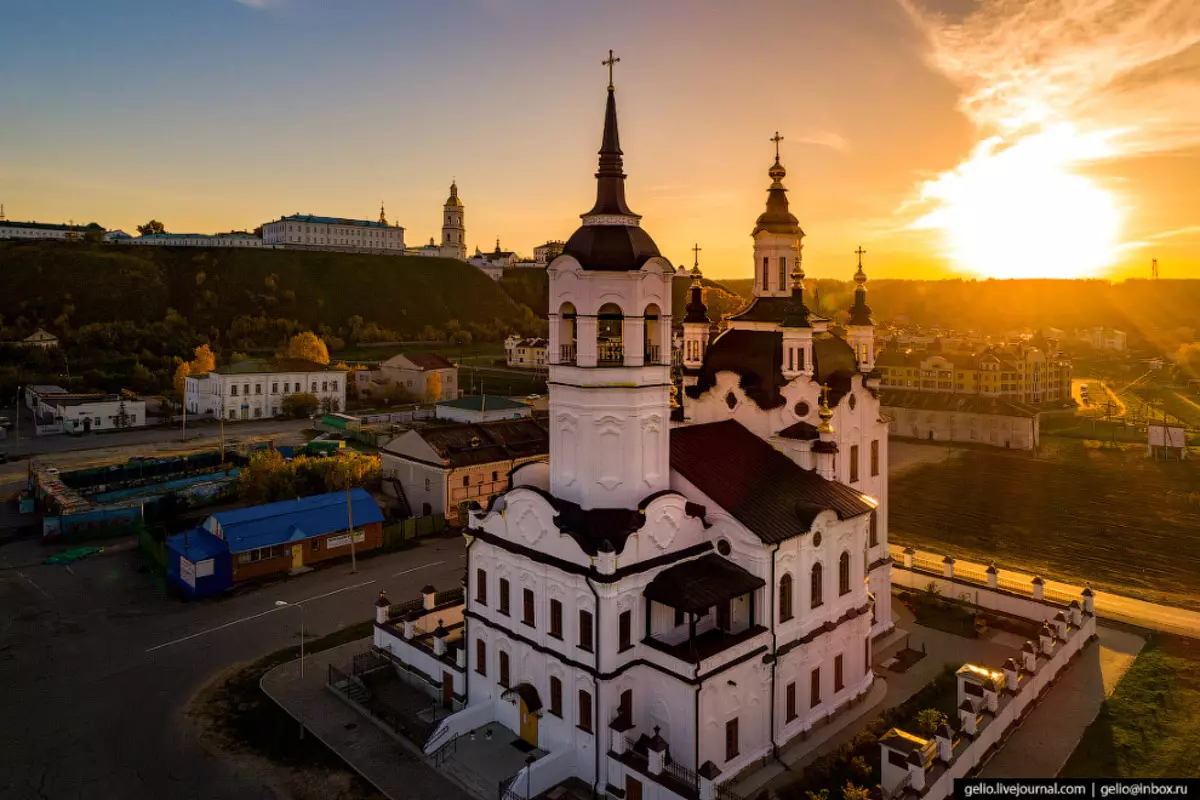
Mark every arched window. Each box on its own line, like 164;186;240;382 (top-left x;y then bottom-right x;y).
558;302;577;364
811;563;823;609
779;574;794;622
597;303;624;365
643;303;661;364
839;552;851;596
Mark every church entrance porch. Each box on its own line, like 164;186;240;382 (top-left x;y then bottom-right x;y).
438;723;547;800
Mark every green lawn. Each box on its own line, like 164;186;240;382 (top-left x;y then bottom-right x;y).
890;438;1200;610
1061;635;1200;778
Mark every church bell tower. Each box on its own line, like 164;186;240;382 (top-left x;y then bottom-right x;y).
751;133;804;298
546;52;675;510
440;181;467;260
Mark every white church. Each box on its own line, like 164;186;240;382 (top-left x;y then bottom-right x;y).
373;65;892;800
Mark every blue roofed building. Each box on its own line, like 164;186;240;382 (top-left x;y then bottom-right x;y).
261;206;406;254
165;489;386;597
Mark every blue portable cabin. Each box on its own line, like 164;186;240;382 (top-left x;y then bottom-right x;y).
166;527;233;598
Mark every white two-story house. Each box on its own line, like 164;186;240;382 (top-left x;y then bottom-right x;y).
185;358;347;419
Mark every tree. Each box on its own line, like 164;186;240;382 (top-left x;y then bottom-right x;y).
190;344;216;374
284;331;330;365
425;371;444;402
916;708;948;736
84;223;106;244
806;790;829;800
281;392;319;418
173;361;191;393
842;783;871;800
137;220;166;236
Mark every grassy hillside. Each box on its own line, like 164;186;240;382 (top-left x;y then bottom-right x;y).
0;241;526;335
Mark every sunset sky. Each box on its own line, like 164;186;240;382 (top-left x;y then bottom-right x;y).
3;0;1198;281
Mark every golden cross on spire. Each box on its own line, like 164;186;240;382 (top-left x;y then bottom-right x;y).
820;384;831;406
770;131;784;161
855;246;867;267
692;243;702;268
603;49;620;89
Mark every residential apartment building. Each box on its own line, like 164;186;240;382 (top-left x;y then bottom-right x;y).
379;353;458;402
504;335;548;369
876;344;1071;406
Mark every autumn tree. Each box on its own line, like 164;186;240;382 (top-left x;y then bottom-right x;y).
842;783;871;800
284;331;330;365
425;371;444;402
916;708;948;736
190;344;216;374
173;361;191;393
137;219;166;235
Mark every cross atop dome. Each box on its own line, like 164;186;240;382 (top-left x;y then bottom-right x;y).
603;49;620;90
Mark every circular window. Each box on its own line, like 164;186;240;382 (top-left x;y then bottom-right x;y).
725;392;737;410
794;401;810;418
848;395;857;411
812;531;823;548
717;539;732;556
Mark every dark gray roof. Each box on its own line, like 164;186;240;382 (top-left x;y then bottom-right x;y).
643;554;765;614
671;420;875;543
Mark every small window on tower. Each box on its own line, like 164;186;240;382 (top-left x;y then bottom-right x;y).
794;401;810;418
725;392;737;410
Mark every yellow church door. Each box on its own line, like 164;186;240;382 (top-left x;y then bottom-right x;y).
291;545;304;570
519;698;538;748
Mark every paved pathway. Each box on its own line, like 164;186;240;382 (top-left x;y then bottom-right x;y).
896;545;1200;638
261;639;474;800
981;626;1145;778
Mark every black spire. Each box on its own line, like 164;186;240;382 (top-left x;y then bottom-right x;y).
848;248;874;326
584;84;637;218
684;267;710;324
780;262;812;328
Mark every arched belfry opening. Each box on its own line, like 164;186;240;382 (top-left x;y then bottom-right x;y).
559;302;577;364
643;303;662;365
598;303;625;366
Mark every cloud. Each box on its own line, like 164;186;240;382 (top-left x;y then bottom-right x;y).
233;0;277;8
793;130;851;154
894;0;1200;275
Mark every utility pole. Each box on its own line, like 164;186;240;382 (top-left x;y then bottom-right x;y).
219;397;226;465
181;392;188;442
346;466;357;574
14;384;19;446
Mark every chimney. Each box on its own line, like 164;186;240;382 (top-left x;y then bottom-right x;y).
374;591;391;625
422;584;437;611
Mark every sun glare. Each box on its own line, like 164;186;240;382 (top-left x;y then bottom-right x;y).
912;125;1122;279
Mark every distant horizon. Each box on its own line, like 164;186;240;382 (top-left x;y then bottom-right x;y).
3;0;1198;281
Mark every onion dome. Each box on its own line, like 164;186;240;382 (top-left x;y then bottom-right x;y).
562;69;662;271
752;155;803;237
848;249;874;326
817;386;835;434
445;181;463;208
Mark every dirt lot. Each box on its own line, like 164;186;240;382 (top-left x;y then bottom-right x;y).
889;438;1200;610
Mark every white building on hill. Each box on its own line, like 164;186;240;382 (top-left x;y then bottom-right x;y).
118;232;262;248
373;71;891;800
0;219;89;241
262;206;405;254
185;358;346;419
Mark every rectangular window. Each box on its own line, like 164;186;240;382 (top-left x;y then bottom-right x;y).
283;382;289;393
231;385;238;396
476;640;486;676
475;569;487;605
549;676;562;717
850;444;860;483
550;599;563;639
725;718;739;761
786;682;797;722
491;470;499;482
272;382;278;394
499;578;510;616
322;381;328;391
578;690;593;733
779;256;787;290
522;588;535;627
865;637;871;674
762;257;769;291
255;384;262;395
499;651;510;688
870;439;880;476
835;654;844;692
811;668;821;707
869;512;878;548
578;610;594;652
618;610;632;652
331;380;338;391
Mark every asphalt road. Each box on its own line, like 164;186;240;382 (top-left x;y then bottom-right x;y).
0;532;466;800
0;410;307;459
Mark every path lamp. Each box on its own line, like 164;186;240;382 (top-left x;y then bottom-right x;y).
275;600;306;678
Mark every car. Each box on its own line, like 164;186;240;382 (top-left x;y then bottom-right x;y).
526;394;543;400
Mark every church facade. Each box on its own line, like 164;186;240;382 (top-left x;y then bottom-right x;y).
375;67;891;800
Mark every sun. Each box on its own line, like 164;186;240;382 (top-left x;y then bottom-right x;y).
911;125;1122;279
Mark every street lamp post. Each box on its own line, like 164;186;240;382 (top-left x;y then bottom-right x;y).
275;600;306;678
